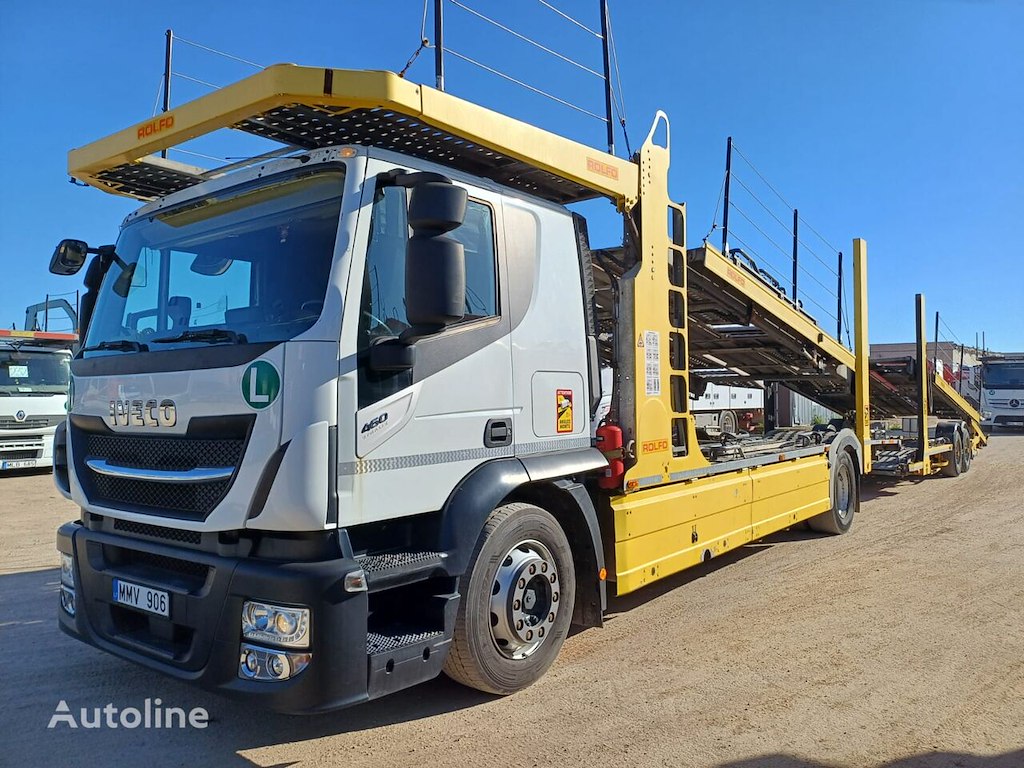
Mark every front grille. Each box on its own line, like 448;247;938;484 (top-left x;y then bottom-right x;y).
113;518;203;545
86;434;244;471
73;415;253;520
0;449;39;460
0;416;62;430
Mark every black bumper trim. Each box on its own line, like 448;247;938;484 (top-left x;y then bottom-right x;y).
57;522;374;713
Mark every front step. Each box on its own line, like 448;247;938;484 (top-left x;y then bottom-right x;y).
357;550;447;592
367;629;445;656
365;593;458;700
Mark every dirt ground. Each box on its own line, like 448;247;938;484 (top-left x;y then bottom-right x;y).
2;434;1022;768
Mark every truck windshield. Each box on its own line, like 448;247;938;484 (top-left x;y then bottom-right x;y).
0;350;70;395
83;169;345;354
983;363;1024;389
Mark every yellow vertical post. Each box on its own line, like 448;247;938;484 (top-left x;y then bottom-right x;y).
852;238;871;474
915;293;930;472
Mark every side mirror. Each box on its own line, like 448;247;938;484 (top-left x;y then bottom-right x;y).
401;181;467;343
50;239;89;275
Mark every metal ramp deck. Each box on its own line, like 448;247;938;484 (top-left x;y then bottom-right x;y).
685;244;857;415
869;356;987;444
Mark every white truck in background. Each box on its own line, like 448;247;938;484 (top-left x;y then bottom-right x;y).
689;381;764;433
980;354;1024;430
0;329;75;471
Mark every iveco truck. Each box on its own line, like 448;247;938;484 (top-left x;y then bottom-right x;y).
53;65;878;713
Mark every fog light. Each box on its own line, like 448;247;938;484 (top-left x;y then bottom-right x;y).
238;643;311;681
60;585;76;616
60;553;75;588
241;601;310;648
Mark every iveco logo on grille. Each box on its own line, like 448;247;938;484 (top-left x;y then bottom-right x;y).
109;399;177;428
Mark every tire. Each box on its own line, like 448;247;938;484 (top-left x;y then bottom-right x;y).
942;432;963;477
808;450;858;534
444;502;576;695
960;432;973;474
719;409;738;433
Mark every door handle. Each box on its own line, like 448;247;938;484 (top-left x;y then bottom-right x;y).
484;418;513;448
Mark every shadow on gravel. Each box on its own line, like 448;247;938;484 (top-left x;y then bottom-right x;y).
605;544;769;617
2;563;501;768
716;748;1024;768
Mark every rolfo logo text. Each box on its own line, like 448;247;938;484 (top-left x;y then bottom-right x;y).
48;698;209;729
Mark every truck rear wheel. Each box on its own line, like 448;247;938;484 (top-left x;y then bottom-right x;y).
444;502;576;695
808;450;858;534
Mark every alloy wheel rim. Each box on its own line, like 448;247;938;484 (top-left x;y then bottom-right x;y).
489;539;560;660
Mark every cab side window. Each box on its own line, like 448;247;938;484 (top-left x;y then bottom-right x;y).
358;184;499;407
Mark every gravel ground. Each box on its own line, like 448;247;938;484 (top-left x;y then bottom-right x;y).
2;434;1022;768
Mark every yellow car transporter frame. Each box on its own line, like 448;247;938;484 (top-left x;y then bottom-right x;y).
66;64;934;597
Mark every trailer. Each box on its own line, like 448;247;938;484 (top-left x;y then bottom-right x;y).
51;63;925;713
866;295;986;478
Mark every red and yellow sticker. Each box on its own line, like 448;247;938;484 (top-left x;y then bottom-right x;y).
556;389;573;433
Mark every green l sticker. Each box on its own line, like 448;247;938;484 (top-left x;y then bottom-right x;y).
242;361;280;409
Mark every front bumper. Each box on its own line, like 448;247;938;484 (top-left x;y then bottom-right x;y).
56;521;372;713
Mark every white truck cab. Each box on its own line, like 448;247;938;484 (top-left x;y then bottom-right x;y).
54;139;602;711
0;331;74;471
979;354;1024;430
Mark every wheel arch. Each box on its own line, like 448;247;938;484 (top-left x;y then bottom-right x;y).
438;458;606;630
827;427;864;476
505;478;606;629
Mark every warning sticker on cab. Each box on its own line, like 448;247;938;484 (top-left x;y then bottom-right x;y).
556;389;574;433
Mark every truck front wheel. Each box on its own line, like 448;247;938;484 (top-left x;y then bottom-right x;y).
443;502;576;695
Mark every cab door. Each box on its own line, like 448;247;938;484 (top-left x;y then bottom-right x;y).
338;162;513;526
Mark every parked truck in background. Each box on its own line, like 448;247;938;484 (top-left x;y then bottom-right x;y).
980;354;1024;430
0;329;75;472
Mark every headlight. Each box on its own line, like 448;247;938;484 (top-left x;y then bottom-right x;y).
241;601;310;648
60;553;75;588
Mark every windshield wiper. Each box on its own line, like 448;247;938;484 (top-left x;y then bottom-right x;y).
150;329;247;345
81;340;149;353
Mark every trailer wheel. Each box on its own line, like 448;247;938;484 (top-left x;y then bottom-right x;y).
808;450;858;534
444;502;576;695
942;432;963;477
961;437;973;473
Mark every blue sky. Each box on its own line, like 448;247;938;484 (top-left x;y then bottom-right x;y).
1;0;1021;350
